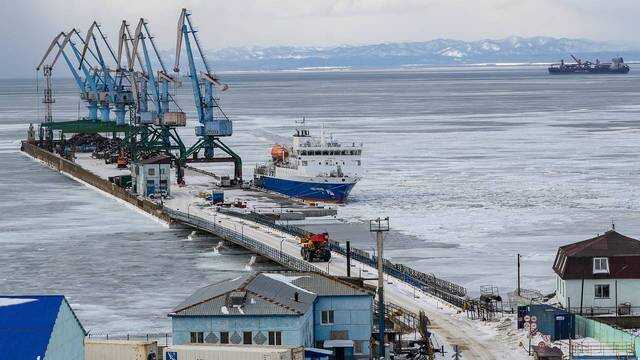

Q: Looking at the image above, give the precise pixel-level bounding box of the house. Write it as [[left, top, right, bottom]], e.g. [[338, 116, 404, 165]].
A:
[[169, 272, 374, 359], [0, 295, 86, 360], [553, 230, 640, 314], [131, 155, 171, 197]]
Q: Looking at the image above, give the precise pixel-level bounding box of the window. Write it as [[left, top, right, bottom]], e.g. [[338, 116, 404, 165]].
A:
[[321, 310, 334, 324], [268, 331, 282, 345], [593, 257, 609, 274], [595, 284, 610, 299], [190, 331, 204, 343], [356, 160, 361, 166], [243, 331, 252, 344], [220, 331, 229, 344], [135, 165, 139, 175], [160, 168, 166, 175], [302, 161, 308, 166], [148, 167, 156, 176]]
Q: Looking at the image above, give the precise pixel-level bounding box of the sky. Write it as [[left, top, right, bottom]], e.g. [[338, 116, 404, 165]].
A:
[[1, 0, 639, 78]]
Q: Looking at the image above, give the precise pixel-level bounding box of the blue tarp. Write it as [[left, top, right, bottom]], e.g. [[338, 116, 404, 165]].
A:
[[0, 295, 63, 359]]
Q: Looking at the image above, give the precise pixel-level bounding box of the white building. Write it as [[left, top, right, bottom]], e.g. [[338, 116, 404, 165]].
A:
[[553, 230, 640, 315], [132, 155, 171, 197]]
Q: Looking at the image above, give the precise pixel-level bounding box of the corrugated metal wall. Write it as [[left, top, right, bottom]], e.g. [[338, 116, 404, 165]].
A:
[[574, 315, 639, 355]]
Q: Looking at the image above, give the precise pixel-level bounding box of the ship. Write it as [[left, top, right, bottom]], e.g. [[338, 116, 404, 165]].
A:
[[253, 122, 362, 203], [548, 55, 630, 74]]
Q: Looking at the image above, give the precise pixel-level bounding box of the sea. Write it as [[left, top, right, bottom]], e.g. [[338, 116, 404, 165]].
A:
[[2, 65, 640, 334]]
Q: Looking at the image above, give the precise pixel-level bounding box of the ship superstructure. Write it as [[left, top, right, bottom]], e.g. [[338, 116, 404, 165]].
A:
[[254, 123, 362, 203]]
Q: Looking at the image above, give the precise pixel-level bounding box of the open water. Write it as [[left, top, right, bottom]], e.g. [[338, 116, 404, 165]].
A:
[[2, 66, 640, 333]]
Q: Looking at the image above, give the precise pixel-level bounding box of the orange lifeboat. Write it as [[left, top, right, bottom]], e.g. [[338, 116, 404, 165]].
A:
[[271, 145, 289, 160]]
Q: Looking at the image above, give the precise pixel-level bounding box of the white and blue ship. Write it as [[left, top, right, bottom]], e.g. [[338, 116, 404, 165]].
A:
[[254, 123, 362, 203]]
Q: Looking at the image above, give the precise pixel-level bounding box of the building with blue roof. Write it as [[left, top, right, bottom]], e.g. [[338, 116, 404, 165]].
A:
[[0, 295, 85, 360], [169, 272, 374, 359]]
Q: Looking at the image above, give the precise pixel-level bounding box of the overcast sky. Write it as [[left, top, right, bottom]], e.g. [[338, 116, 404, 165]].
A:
[[1, 0, 639, 78]]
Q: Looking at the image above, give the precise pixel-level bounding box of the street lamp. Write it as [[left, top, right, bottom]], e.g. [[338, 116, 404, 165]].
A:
[[280, 237, 286, 261], [370, 217, 390, 360]]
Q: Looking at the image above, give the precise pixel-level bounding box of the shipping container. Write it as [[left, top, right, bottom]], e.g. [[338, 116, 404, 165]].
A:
[[210, 191, 224, 204], [163, 344, 304, 360], [86, 339, 159, 360]]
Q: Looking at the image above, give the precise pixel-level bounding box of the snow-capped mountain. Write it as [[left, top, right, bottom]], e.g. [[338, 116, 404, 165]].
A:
[[169, 36, 639, 71]]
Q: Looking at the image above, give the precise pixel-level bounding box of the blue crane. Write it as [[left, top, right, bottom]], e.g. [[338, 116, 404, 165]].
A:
[[80, 22, 135, 125], [37, 29, 101, 122], [117, 18, 188, 167], [173, 8, 242, 182]]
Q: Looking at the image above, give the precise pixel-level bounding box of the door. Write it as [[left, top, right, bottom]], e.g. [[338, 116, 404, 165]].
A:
[[553, 313, 572, 340]]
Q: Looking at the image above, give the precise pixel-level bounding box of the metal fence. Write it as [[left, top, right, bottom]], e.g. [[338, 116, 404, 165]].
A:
[[568, 306, 640, 317], [215, 209, 467, 308], [86, 332, 172, 346]]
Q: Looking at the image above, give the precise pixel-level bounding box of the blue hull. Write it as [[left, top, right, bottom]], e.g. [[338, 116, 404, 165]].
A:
[[255, 175, 356, 203]]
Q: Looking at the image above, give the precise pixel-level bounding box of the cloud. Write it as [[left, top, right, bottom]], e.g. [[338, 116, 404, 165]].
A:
[[0, 0, 638, 78]]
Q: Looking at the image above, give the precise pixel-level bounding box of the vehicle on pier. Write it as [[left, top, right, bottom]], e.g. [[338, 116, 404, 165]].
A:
[[254, 121, 362, 203], [300, 232, 331, 262], [548, 54, 630, 74]]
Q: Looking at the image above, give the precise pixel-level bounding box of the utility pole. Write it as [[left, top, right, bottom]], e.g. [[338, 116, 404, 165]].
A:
[[517, 254, 521, 297], [370, 217, 389, 359]]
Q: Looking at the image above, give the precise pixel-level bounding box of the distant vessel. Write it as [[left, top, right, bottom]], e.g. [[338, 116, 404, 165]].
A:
[[253, 122, 362, 203], [548, 54, 630, 74]]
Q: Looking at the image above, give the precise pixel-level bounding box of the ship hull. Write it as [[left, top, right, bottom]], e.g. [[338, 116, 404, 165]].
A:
[[548, 67, 630, 74], [254, 175, 356, 203]]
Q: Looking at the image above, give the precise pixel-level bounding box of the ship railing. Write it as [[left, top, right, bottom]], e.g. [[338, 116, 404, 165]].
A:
[[298, 142, 363, 148], [214, 209, 468, 308]]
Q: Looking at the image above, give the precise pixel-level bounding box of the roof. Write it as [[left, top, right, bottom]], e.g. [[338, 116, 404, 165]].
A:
[[0, 295, 85, 359], [140, 155, 171, 165], [558, 230, 640, 258], [170, 271, 372, 317], [554, 230, 640, 279]]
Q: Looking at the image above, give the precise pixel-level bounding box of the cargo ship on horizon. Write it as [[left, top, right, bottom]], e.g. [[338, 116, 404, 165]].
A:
[[548, 55, 630, 74], [253, 122, 362, 203]]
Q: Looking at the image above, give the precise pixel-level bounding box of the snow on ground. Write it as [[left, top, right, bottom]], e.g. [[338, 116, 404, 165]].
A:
[[0, 298, 37, 307]]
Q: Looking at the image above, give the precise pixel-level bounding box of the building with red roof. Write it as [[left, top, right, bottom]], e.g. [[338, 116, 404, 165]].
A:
[[553, 230, 640, 314]]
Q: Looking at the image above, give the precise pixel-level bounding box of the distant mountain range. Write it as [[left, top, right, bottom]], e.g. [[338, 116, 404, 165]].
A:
[[190, 36, 639, 71]]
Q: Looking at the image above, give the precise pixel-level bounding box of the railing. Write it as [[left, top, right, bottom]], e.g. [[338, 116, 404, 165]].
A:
[[215, 209, 467, 308], [570, 342, 635, 356], [165, 208, 321, 273], [374, 301, 419, 332], [567, 306, 640, 317], [86, 332, 172, 346]]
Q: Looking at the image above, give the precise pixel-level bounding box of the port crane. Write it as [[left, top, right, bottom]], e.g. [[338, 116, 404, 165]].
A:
[[37, 30, 101, 122], [118, 18, 190, 176], [80, 21, 135, 125], [173, 8, 242, 183], [36, 28, 134, 139]]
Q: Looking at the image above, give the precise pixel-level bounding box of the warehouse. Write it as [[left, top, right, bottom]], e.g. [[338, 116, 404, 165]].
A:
[[169, 272, 373, 359], [0, 295, 86, 360]]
